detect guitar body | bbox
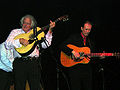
[60,44,91,67]
[14,27,45,55]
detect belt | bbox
[19,57,39,61]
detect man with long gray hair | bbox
[5,14,55,90]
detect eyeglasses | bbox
[23,22,31,25]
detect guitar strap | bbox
[33,26,38,40]
[41,37,49,48]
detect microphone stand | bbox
[98,63,105,90]
[33,26,44,90]
[42,37,70,90]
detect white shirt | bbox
[5,27,53,59]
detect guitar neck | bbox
[89,53,114,57]
[41,18,60,31]
[36,18,60,35]
[35,15,69,38]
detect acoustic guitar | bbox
[14,15,69,56]
[60,44,119,67]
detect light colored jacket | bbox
[0,42,20,72]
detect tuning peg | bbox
[63,18,69,22]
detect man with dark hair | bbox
[60,20,104,90]
[5,14,55,90]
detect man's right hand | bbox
[72,50,84,60]
[19,38,29,46]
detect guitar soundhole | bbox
[71,55,83,62]
[29,34,34,39]
[71,52,85,62]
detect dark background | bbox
[0,0,120,90]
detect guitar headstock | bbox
[57,15,69,22]
[113,52,120,59]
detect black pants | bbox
[0,69,13,90]
[68,64,93,90]
[13,57,42,90]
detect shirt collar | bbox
[81,32,86,39]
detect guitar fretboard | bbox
[89,53,113,57]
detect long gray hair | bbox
[20,14,37,28]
